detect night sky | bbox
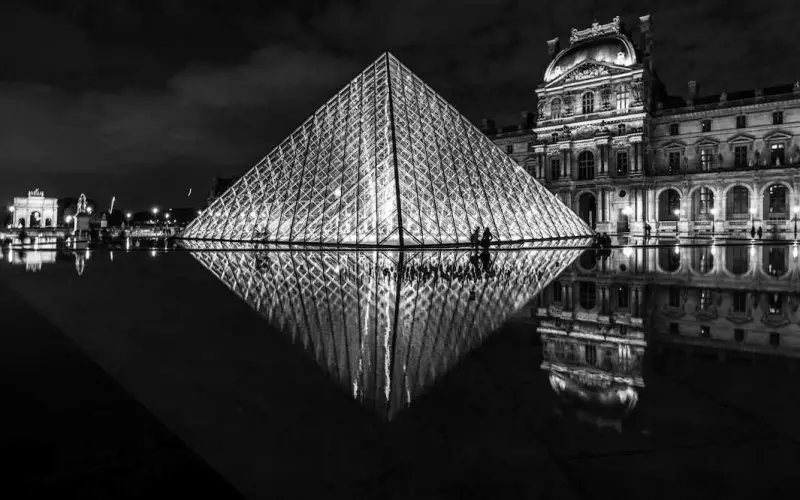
[2,0,798,211]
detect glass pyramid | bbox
[181,53,592,246]
[182,241,583,418]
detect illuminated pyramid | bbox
[181,53,592,246]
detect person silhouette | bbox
[481,227,493,250]
[471,227,481,251]
[757,226,763,239]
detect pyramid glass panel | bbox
[182,241,583,418]
[181,53,592,246]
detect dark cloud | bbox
[2,0,799,209]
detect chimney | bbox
[547,38,560,60]
[479,118,496,133]
[638,15,653,56]
[518,111,533,130]
[687,80,697,107]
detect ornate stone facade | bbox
[488,15,800,238]
[12,189,58,228]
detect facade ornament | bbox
[794,81,800,93]
[569,16,622,43]
[537,99,546,118]
[754,88,763,99]
[563,63,611,83]
[27,188,44,197]
[719,92,727,103]
[631,80,643,104]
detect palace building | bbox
[486,15,800,237]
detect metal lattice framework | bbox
[184,242,582,418]
[181,53,592,246]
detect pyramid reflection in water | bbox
[181,53,591,246]
[184,241,583,418]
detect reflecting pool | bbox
[2,239,799,499]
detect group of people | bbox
[591,232,613,249]
[470,227,494,251]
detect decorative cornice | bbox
[651,96,800,122]
[570,16,623,43]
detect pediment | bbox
[695,137,720,147]
[727,133,756,144]
[763,130,793,142]
[661,140,688,150]
[547,61,631,87]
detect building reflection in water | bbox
[533,241,800,430]
[183,241,584,418]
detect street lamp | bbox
[749,207,757,237]
[709,207,717,234]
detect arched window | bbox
[726,186,750,220]
[582,92,595,114]
[551,98,562,119]
[578,151,595,180]
[766,184,788,217]
[618,124,626,135]
[616,86,629,110]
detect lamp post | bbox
[749,207,757,237]
[709,207,717,235]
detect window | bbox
[551,98,562,119]
[585,344,598,366]
[669,286,682,308]
[736,115,747,128]
[616,86,629,110]
[552,281,562,302]
[732,291,747,313]
[619,325,628,336]
[734,329,745,342]
[551,132,559,143]
[699,149,713,171]
[550,158,561,180]
[579,282,596,309]
[773,111,783,125]
[617,285,629,309]
[699,289,713,309]
[770,332,780,347]
[669,123,680,136]
[734,145,748,167]
[701,119,712,132]
[698,187,713,216]
[616,151,629,176]
[767,184,788,215]
[726,246,749,275]
[668,151,681,172]
[582,92,595,114]
[578,151,595,180]
[770,143,785,166]
[506,144,514,154]
[670,322,680,335]
[727,186,750,218]
[617,124,626,135]
[700,325,711,338]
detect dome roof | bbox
[544,35,637,83]
[549,372,640,416]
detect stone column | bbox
[562,150,568,178]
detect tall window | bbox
[616,86,629,110]
[578,151,595,180]
[669,123,680,136]
[734,145,748,167]
[736,115,747,128]
[770,143,785,165]
[552,281,562,302]
[506,144,513,154]
[668,151,681,172]
[767,184,788,216]
[551,132,559,143]
[773,111,783,125]
[582,92,595,114]
[699,289,713,310]
[700,149,713,171]
[617,285,629,309]
[618,124,627,135]
[579,282,596,309]
[726,246,749,275]
[551,98,562,119]
[732,291,747,313]
[727,186,750,219]
[669,286,682,308]
[550,158,561,180]
[701,119,712,132]
[616,151,629,176]
[698,187,713,216]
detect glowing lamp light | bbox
[65,215,73,224]
[125,212,132,220]
[197,210,202,215]
[86,206,94,215]
[749,245,756,257]
[7,206,14,212]
[622,206,633,216]
[672,208,680,217]
[749,207,757,215]
[709,208,717,216]
[622,246,633,257]
[150,249,157,258]
[794,206,800,216]
[793,245,798,259]
[152,207,159,215]
[165,213,171,220]
[673,245,680,255]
